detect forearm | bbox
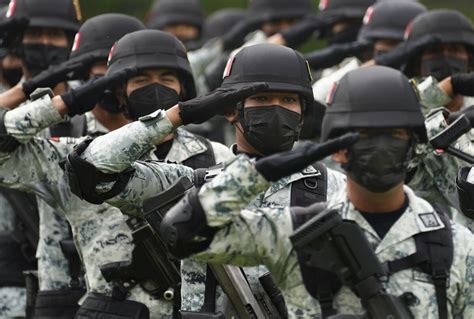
[417,76,452,113]
[0,84,27,109]
[198,155,270,227]
[104,160,195,216]
[80,109,176,173]
[3,94,63,144]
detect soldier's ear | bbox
[332,149,349,164]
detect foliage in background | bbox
[80,0,474,52]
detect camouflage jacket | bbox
[0,96,173,318]
[192,155,474,319]
[79,109,347,312]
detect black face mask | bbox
[126,83,179,120]
[344,134,413,193]
[241,105,301,156]
[420,55,469,81]
[327,25,361,45]
[22,44,70,76]
[2,67,23,87]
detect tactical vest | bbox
[292,198,454,319]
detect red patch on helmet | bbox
[222,54,235,79]
[326,81,338,105]
[6,0,16,18]
[319,0,329,11]
[404,21,413,40]
[71,32,81,52]
[107,42,117,66]
[363,6,374,25]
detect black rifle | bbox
[99,178,192,301]
[144,175,284,318]
[290,209,413,319]
[430,114,474,164]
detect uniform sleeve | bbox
[417,76,452,114]
[3,94,63,144]
[104,160,195,216]
[80,110,174,174]
[0,137,77,210]
[0,95,77,208]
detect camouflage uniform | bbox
[0,189,28,318]
[0,96,174,318]
[79,109,347,312]
[0,84,27,317]
[410,76,474,231]
[192,155,474,318]
[37,111,109,291]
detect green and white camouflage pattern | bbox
[193,155,474,319]
[0,188,27,318]
[0,97,174,318]
[0,287,27,318]
[80,110,348,312]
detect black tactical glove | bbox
[178,82,269,125]
[305,41,372,70]
[375,35,441,69]
[61,68,137,116]
[281,14,336,48]
[447,105,474,127]
[221,17,261,51]
[22,53,102,97]
[255,133,359,182]
[0,16,28,48]
[451,73,474,97]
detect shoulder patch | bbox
[419,212,441,228]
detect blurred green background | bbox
[79,0,474,52]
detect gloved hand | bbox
[0,16,29,48]
[255,133,359,182]
[22,53,102,96]
[451,73,474,97]
[221,17,262,51]
[375,35,441,68]
[178,82,269,125]
[305,41,372,70]
[447,105,474,127]
[281,14,337,48]
[61,68,137,116]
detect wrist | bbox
[52,95,69,117]
[165,104,182,127]
[439,77,454,98]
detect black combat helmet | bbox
[202,8,246,42]
[321,66,427,142]
[107,29,196,101]
[6,0,80,34]
[222,43,314,108]
[70,13,145,62]
[248,0,313,23]
[318,0,375,21]
[358,0,426,43]
[146,0,204,31]
[402,9,474,77]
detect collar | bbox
[338,185,446,253]
[165,128,208,163]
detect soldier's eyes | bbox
[283,97,297,103]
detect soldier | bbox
[0,0,81,108]
[374,9,474,230]
[0,14,184,319]
[159,66,474,318]
[65,43,347,316]
[310,0,427,112]
[146,0,204,50]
